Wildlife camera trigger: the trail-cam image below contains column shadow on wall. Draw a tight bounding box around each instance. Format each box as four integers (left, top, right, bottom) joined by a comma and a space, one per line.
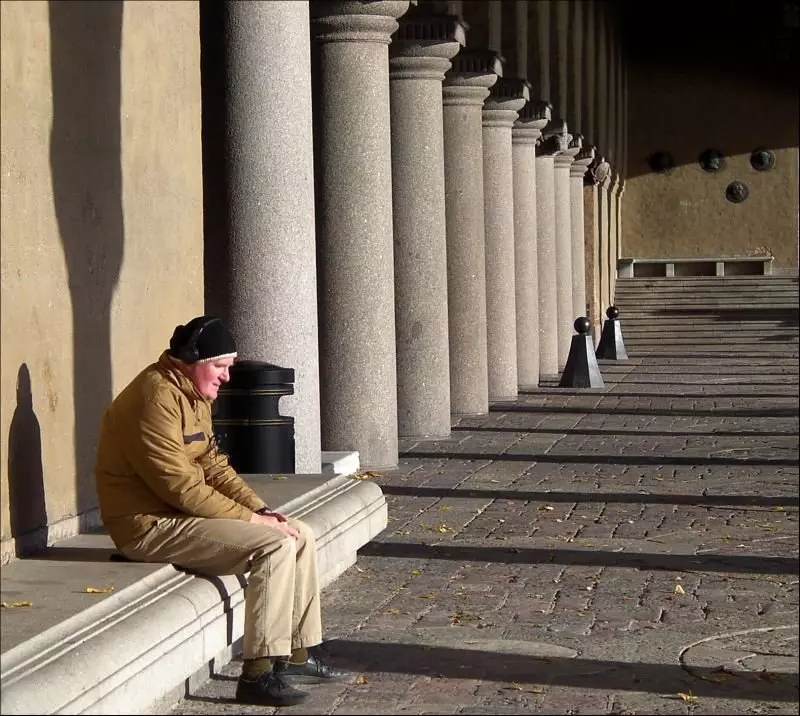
199, 0, 230, 318
49, 1, 124, 528
7, 365, 47, 557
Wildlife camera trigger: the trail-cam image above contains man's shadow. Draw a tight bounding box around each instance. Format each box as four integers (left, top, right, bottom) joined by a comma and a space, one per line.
7, 364, 48, 557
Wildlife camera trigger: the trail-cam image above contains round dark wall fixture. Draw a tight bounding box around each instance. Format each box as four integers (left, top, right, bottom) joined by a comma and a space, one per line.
725, 181, 749, 203
750, 148, 775, 171
699, 148, 726, 172
647, 151, 675, 174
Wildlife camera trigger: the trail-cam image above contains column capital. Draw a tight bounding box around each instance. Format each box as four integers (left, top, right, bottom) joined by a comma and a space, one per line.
311, 1, 410, 44
512, 98, 550, 144
390, 11, 464, 78
570, 138, 596, 177
483, 77, 529, 127
447, 47, 504, 77
538, 118, 571, 157
584, 154, 611, 187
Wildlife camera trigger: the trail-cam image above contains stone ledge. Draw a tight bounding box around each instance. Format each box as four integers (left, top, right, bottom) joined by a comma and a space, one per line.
0, 474, 387, 715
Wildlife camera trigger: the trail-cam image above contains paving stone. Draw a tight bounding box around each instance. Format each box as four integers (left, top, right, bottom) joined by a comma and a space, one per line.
170, 324, 799, 715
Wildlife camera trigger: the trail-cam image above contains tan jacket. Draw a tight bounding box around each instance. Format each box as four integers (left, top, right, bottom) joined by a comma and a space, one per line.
95, 352, 267, 547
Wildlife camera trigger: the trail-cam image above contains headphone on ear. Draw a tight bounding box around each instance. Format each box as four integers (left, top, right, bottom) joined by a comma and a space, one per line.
174, 317, 221, 364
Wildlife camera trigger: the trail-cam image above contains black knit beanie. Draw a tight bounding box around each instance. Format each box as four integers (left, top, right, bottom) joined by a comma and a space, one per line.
169, 316, 238, 364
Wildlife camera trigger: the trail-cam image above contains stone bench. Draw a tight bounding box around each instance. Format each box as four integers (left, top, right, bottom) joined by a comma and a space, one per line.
0, 472, 386, 715
618, 256, 773, 278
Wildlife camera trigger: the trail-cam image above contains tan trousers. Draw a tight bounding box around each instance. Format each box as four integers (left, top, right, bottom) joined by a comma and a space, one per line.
120, 516, 322, 659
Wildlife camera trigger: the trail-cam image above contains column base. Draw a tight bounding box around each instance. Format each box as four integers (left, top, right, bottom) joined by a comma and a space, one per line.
398, 431, 452, 441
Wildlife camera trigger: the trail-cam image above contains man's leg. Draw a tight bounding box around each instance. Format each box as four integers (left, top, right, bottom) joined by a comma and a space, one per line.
120, 516, 298, 658
285, 518, 322, 650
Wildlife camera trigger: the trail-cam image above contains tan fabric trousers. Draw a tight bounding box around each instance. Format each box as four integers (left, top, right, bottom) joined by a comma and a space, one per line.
120, 516, 322, 659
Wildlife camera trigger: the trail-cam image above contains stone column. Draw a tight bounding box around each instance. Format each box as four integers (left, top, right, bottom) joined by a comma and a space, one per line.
482, 75, 529, 401
442, 50, 498, 416
213, 0, 321, 473
585, 155, 610, 343
533, 101, 559, 380
617, 179, 626, 262
583, 167, 600, 344
608, 170, 620, 304
597, 166, 611, 321
310, 0, 409, 470
512, 101, 548, 391
570, 140, 594, 322
545, 119, 577, 369
390, 12, 463, 439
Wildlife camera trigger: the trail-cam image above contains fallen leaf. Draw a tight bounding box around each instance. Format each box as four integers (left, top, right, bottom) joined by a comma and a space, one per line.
384, 609, 408, 615
539, 505, 555, 512
674, 584, 686, 595
1, 601, 32, 608
355, 675, 368, 685
410, 569, 422, 577
273, 475, 289, 481
419, 593, 436, 599
771, 506, 785, 511
83, 586, 115, 594
440, 505, 452, 511
437, 524, 454, 533
677, 692, 698, 703
395, 530, 410, 536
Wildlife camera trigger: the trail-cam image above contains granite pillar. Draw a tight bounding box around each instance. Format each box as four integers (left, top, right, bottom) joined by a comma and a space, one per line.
570, 140, 594, 322
583, 180, 601, 345
533, 102, 559, 380
311, 0, 409, 470
609, 172, 620, 305
512, 102, 548, 391
216, 0, 321, 472
442, 50, 499, 416
390, 12, 463, 438
545, 119, 578, 369
482, 75, 529, 401
585, 155, 609, 344
598, 170, 611, 321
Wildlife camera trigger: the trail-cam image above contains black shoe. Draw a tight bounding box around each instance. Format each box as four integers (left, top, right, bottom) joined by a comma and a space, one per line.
235, 665, 310, 707
279, 652, 354, 684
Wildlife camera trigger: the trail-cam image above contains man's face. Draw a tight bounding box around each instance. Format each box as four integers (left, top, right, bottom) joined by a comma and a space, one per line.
186, 358, 234, 400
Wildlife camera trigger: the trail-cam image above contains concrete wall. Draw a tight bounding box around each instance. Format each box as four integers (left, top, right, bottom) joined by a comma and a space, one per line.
622, 4, 799, 273
1, 0, 204, 563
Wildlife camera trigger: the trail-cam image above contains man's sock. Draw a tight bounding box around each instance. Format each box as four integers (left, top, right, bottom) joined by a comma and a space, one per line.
289, 647, 309, 665
241, 656, 274, 680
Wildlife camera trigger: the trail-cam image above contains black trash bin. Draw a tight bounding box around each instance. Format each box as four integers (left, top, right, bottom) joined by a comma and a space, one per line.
212, 360, 295, 474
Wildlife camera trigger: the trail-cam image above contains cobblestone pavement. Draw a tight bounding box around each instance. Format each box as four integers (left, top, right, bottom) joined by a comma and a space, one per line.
171, 355, 799, 715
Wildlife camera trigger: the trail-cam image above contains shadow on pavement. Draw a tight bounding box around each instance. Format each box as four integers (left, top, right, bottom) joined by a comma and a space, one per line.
320, 639, 799, 702
358, 541, 799, 575
451, 426, 799, 438
488, 405, 800, 418
401, 451, 800, 467
378, 485, 800, 508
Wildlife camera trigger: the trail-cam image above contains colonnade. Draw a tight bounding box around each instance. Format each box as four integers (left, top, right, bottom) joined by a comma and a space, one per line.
204, 0, 627, 471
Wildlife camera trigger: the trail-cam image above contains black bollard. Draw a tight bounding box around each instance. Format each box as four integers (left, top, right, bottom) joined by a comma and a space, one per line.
559, 317, 605, 388
595, 306, 628, 360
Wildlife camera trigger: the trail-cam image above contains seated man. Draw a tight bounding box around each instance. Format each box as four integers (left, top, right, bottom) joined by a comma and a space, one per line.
95, 315, 349, 707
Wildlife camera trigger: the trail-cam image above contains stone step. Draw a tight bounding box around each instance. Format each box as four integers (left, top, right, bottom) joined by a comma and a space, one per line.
616, 276, 799, 284
0, 473, 387, 715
